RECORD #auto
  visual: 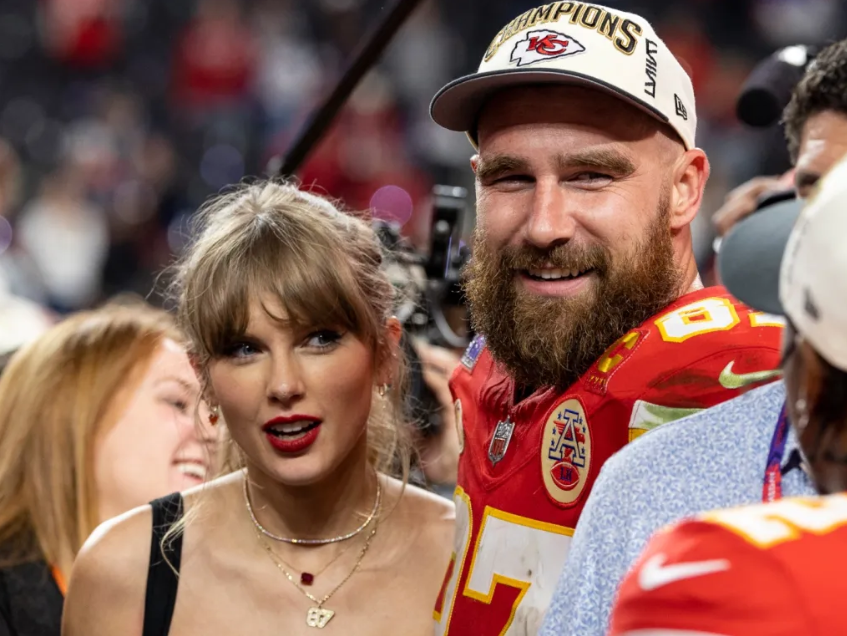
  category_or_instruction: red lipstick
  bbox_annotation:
[262,415,322,454]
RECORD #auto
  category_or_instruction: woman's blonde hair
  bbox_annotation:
[172,179,412,478]
[0,301,183,576]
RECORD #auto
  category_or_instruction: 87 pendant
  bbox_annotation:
[306,607,335,629]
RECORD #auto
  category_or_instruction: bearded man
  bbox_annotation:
[427,4,784,636]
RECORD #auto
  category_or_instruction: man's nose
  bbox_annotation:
[524,179,577,250]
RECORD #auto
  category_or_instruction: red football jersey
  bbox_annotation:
[433,287,783,636]
[609,494,847,636]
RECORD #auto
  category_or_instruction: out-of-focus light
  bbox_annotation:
[778,44,809,67]
[200,144,244,189]
[0,215,12,256]
[370,185,413,226]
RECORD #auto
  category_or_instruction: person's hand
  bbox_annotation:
[712,171,795,237]
[414,339,462,486]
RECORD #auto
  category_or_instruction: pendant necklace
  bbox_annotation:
[243,473,381,585]
[257,518,379,628]
[263,537,357,586]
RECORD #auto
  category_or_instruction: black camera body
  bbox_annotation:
[375,185,471,438]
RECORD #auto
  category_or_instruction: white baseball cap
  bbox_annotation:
[779,155,847,372]
[430,3,697,149]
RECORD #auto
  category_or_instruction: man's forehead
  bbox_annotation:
[477,85,658,146]
[797,111,847,170]
[795,110,847,194]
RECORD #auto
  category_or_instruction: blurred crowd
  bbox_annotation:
[0,0,845,315]
[4,0,847,635]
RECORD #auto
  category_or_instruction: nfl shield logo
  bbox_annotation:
[488,417,515,466]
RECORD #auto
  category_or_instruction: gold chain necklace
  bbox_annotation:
[257,520,378,629]
[243,471,382,546]
[262,535,358,587]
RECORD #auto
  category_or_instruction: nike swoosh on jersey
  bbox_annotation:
[718,361,781,390]
[638,553,730,591]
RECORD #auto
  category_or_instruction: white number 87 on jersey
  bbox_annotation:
[434,488,574,636]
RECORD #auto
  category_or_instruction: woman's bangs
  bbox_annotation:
[246,239,366,335]
[193,230,370,356]
[190,251,252,358]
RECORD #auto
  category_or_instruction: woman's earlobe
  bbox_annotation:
[386,316,403,346]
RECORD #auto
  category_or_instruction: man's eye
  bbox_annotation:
[573,172,612,182]
[487,174,533,187]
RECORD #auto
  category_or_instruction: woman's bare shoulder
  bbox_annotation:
[63,505,154,635]
[76,503,154,580]
[383,477,455,536]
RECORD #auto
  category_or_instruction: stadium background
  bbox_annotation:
[0,0,842,314]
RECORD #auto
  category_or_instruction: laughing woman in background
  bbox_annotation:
[63,182,455,636]
[0,302,216,635]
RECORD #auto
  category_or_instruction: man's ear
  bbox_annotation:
[471,154,481,175]
[669,148,710,231]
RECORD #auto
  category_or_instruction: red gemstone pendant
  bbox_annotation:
[300,572,314,586]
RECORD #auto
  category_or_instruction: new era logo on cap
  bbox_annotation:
[430,2,698,151]
[675,94,688,120]
[510,30,586,67]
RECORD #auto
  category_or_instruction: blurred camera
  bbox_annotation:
[737,44,819,128]
[375,185,471,438]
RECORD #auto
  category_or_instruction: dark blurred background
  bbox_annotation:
[0,0,843,313]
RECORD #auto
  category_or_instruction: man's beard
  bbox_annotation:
[464,193,683,391]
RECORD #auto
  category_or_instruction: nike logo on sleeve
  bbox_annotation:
[718,361,781,390]
[638,553,730,591]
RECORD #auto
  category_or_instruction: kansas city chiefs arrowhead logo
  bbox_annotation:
[510,29,586,67]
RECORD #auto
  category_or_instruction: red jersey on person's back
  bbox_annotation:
[610,493,847,636]
[433,286,784,636]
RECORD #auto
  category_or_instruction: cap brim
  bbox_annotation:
[430,68,670,139]
[718,197,802,315]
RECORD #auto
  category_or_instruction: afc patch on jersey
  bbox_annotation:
[460,334,486,372]
[541,398,592,506]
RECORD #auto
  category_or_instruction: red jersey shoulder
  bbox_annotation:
[581,287,783,434]
[609,515,801,636]
[450,335,503,392]
[698,493,847,553]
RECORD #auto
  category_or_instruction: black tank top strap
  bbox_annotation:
[142,492,185,636]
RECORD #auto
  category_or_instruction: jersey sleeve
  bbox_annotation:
[608,520,804,636]
[620,297,783,440]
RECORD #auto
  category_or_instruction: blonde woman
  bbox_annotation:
[0,302,215,635]
[64,182,455,636]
